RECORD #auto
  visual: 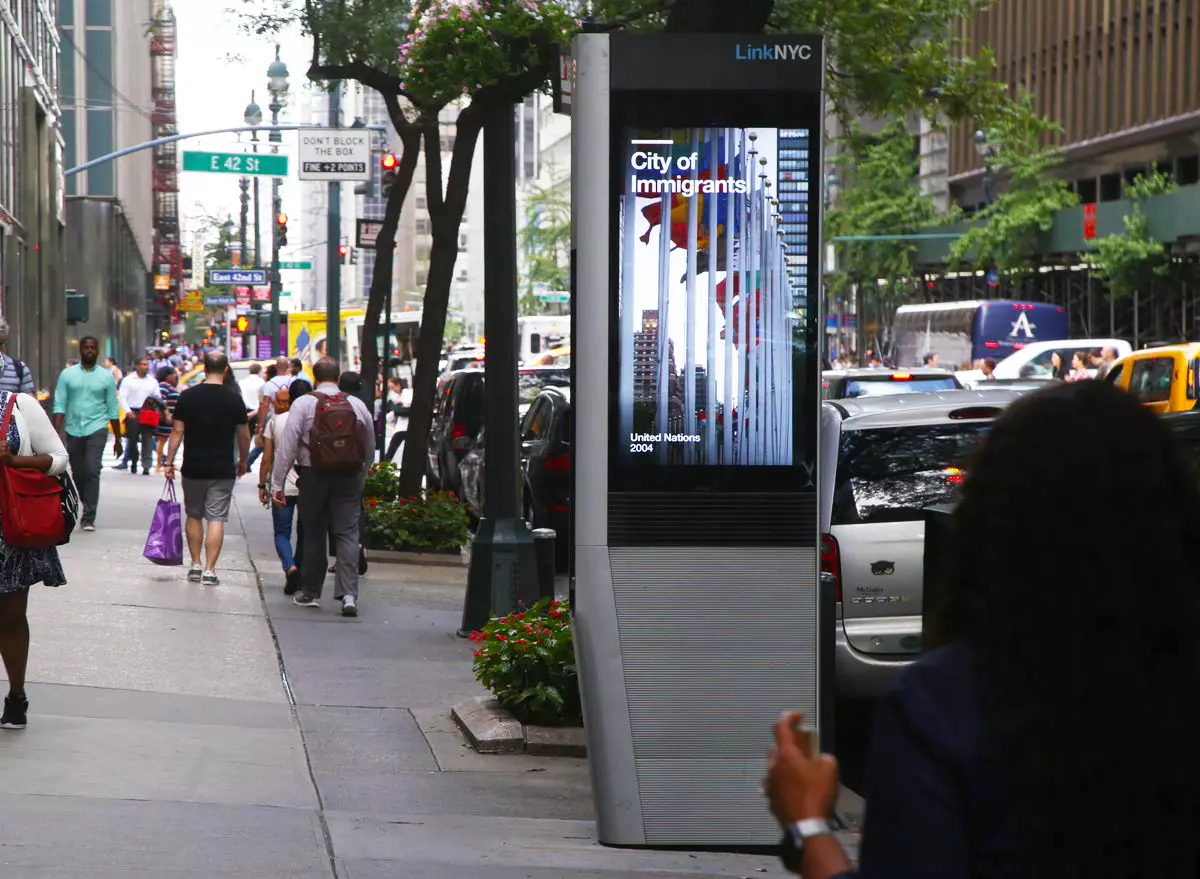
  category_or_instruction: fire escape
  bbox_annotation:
[150,2,180,326]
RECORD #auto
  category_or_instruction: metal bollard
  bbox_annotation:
[532,528,557,602]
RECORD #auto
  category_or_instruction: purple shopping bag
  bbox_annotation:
[143,479,183,566]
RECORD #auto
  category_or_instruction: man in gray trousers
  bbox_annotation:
[272,357,375,617]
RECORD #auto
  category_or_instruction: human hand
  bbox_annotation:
[237,459,248,478]
[164,463,175,481]
[765,711,840,827]
[272,490,286,508]
[113,439,123,458]
[258,487,269,507]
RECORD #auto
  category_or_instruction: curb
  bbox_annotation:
[452,696,587,757]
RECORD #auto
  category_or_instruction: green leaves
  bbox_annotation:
[520,178,571,315]
[1083,170,1179,300]
[363,490,471,551]
[469,598,580,726]
[948,90,1077,275]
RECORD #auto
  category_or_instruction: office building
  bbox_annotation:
[1,0,65,384]
[58,0,155,363]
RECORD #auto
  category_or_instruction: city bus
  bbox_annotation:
[891,300,1069,369]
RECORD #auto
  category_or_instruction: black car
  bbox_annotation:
[521,387,572,569]
[458,426,485,524]
[427,370,485,497]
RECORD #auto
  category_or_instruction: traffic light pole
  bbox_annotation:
[269,93,284,357]
[326,82,342,366]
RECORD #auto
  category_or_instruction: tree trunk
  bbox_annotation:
[398,110,485,498]
[665,0,775,32]
[360,125,421,418]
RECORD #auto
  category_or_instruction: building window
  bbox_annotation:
[58,0,74,26]
[85,108,114,195]
[1099,173,1122,202]
[416,270,428,286]
[85,0,112,27]
[60,47,75,103]
[1075,178,1098,204]
[415,218,429,234]
[84,29,113,105]
[417,247,430,261]
[458,233,467,252]
[416,196,426,209]
[1178,156,1200,186]
[62,109,77,196]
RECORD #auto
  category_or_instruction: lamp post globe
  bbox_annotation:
[244,95,263,127]
[973,129,988,155]
[267,45,290,96]
[221,216,235,241]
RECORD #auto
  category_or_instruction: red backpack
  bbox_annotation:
[308,393,365,474]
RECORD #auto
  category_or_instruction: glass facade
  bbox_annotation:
[1,0,61,220]
[59,0,116,196]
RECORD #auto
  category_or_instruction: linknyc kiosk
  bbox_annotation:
[571,33,827,846]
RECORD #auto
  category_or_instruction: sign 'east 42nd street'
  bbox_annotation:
[182,151,289,177]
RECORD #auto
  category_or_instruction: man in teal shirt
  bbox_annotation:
[53,336,122,531]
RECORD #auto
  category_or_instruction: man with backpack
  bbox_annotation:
[256,355,295,440]
[0,319,34,396]
[272,357,375,616]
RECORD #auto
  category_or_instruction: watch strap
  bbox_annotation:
[788,818,833,842]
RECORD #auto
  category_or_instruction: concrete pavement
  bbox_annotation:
[0,457,809,877]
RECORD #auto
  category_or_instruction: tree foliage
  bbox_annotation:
[519,180,570,315]
[948,90,1077,275]
[1082,170,1178,300]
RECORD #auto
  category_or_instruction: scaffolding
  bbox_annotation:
[150,1,180,321]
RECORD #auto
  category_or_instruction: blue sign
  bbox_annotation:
[986,270,999,289]
[209,269,267,286]
[204,295,237,307]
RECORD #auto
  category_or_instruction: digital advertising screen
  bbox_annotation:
[610,116,819,487]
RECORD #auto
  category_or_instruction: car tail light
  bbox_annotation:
[820,533,841,603]
[945,467,965,485]
[890,372,911,381]
[544,454,571,471]
[452,422,471,451]
[984,341,1000,349]
[549,503,570,514]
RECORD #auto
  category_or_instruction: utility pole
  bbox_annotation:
[327,81,343,366]
[238,178,249,266]
[460,105,538,635]
[266,46,291,357]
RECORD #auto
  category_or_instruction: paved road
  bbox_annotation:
[0,455,813,877]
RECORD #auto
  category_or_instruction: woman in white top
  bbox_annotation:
[0,390,70,731]
[257,379,312,594]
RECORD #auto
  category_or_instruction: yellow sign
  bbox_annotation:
[153,274,171,291]
[178,293,205,313]
[286,309,365,367]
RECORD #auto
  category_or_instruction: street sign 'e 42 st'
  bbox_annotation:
[182,151,289,177]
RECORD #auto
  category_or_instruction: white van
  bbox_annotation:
[957,338,1132,385]
[517,316,569,366]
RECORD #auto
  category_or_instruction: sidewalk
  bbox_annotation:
[0,461,839,877]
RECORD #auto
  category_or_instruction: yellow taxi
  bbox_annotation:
[1107,343,1200,414]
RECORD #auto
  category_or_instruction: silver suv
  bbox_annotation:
[818,389,1028,701]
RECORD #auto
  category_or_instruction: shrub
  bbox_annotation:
[363,491,470,552]
[363,462,400,501]
[470,598,580,726]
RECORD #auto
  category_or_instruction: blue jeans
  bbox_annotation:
[271,496,298,572]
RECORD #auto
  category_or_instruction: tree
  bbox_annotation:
[948,90,1078,278]
[1083,170,1178,300]
[826,119,944,357]
[519,181,570,315]
[241,0,573,496]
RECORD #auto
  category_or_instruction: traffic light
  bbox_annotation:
[350,247,359,265]
[338,244,349,264]
[381,152,398,199]
[276,212,289,247]
[235,315,249,333]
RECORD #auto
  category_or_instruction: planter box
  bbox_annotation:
[452,696,586,758]
[364,546,468,568]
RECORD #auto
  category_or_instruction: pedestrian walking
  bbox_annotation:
[272,357,375,616]
[256,356,295,437]
[765,380,1200,879]
[163,352,250,586]
[239,363,267,468]
[0,318,34,396]
[104,356,123,386]
[258,378,312,594]
[52,336,122,532]
[115,357,161,475]
[0,388,70,730]
[383,377,411,462]
[153,366,180,473]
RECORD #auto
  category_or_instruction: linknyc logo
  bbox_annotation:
[734,42,814,61]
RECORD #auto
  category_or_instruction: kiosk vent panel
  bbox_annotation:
[609,546,819,844]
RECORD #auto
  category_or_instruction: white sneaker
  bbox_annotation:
[187,566,202,583]
[201,571,220,586]
[341,595,358,617]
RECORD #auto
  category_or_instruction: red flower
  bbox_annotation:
[549,610,562,619]
[495,634,507,642]
[473,650,482,658]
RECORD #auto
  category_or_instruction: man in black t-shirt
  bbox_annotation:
[164,351,250,586]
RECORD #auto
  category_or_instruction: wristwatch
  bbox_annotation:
[780,818,833,872]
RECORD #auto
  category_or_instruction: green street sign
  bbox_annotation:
[182,151,289,177]
[536,292,570,303]
[275,261,313,270]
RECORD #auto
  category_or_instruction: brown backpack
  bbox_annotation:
[308,392,365,474]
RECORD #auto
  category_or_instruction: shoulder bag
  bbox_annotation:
[0,395,66,549]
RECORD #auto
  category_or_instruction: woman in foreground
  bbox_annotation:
[767,379,1200,878]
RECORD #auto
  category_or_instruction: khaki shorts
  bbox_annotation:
[182,478,235,523]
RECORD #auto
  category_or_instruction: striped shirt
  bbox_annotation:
[0,354,34,395]
[156,380,181,437]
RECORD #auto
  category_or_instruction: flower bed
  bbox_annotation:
[469,598,581,727]
[363,461,400,501]
[363,490,470,552]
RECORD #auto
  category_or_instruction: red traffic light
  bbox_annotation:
[276,212,288,225]
[381,153,398,170]
[338,244,348,256]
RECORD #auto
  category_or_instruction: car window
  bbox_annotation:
[557,404,572,446]
[832,422,993,525]
[518,369,571,405]
[1106,363,1124,385]
[1025,348,1072,378]
[1128,357,1174,403]
[842,377,959,398]
[523,399,549,440]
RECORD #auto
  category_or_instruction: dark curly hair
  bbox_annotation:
[935,379,1200,878]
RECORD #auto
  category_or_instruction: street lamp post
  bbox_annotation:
[244,93,263,268]
[266,47,289,357]
[974,129,997,205]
